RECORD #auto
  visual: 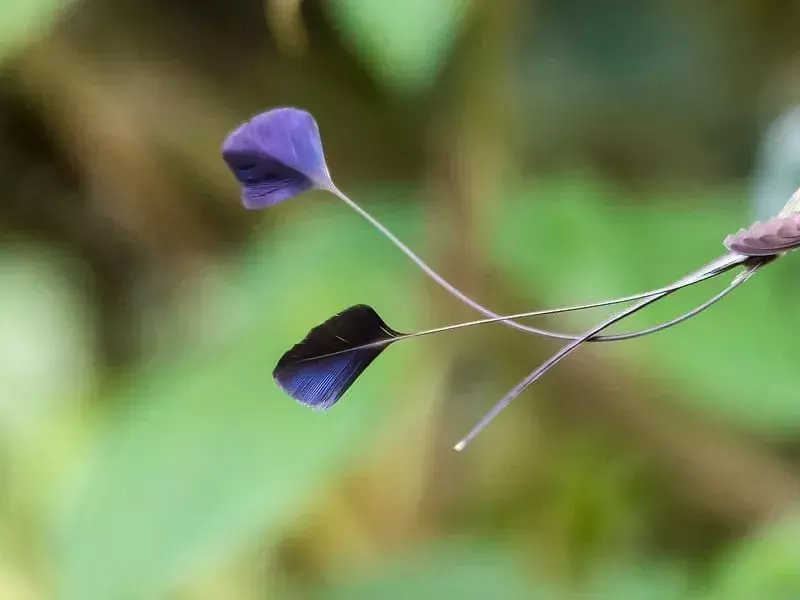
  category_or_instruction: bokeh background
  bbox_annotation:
[1,1,800,598]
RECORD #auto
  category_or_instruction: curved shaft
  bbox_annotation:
[454,260,764,451]
[330,185,747,342]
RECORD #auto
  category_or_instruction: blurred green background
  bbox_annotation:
[1,0,800,598]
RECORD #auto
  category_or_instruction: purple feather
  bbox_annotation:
[273,305,401,410]
[221,107,332,209]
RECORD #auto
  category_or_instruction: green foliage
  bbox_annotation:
[10,178,800,599]
[584,562,692,600]
[708,513,800,599]
[0,245,93,437]
[3,0,800,596]
[490,175,800,431]
[0,0,73,61]
[325,0,470,95]
[52,204,425,600]
[308,544,551,600]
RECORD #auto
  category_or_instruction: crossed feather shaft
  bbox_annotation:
[274,187,800,451]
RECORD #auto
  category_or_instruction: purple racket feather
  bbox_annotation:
[273,305,402,410]
[222,108,332,209]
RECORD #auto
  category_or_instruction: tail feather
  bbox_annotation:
[273,305,401,410]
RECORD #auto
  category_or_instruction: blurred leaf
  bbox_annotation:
[0,245,94,436]
[585,562,692,600]
[707,513,800,600]
[0,561,40,600]
[309,543,551,600]
[0,0,73,61]
[53,202,426,600]
[489,176,800,431]
[325,0,470,94]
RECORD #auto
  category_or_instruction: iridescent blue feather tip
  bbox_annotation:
[273,305,401,410]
